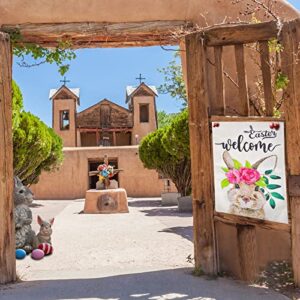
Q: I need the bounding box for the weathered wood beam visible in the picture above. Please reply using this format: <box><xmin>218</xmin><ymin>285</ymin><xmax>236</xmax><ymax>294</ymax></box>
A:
<box><xmin>214</xmin><ymin>212</ymin><xmax>291</xmax><ymax>232</ymax></box>
<box><xmin>1</xmin><ymin>21</ymin><xmax>192</xmax><ymax>48</ymax></box>
<box><xmin>259</xmin><ymin>41</ymin><xmax>273</xmax><ymax>116</ymax></box>
<box><xmin>78</xmin><ymin>127</ymin><xmax>132</xmax><ymax>132</ymax></box>
<box><xmin>0</xmin><ymin>32</ymin><xmax>15</xmax><ymax>284</ymax></box>
<box><xmin>234</xmin><ymin>44</ymin><xmax>250</xmax><ymax>116</ymax></box>
<box><xmin>185</xmin><ymin>32</ymin><xmax>217</xmax><ymax>275</ymax></box>
<box><xmin>281</xmin><ymin>18</ymin><xmax>300</xmax><ymax>287</ymax></box>
<box><xmin>204</xmin><ymin>21</ymin><xmax>278</xmax><ymax>46</ymax></box>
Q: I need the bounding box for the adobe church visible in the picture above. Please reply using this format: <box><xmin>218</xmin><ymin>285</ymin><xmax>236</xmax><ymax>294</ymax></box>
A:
<box><xmin>50</xmin><ymin>81</ymin><xmax>158</xmax><ymax>147</ymax></box>
<box><xmin>31</xmin><ymin>81</ymin><xmax>176</xmax><ymax>199</ymax></box>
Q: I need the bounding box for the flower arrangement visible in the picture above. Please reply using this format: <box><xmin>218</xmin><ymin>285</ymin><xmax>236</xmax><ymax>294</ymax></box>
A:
<box><xmin>97</xmin><ymin>164</ymin><xmax>114</xmax><ymax>179</ymax></box>
<box><xmin>221</xmin><ymin>158</ymin><xmax>284</xmax><ymax>209</ymax></box>
<box><xmin>96</xmin><ymin>164</ymin><xmax>115</xmax><ymax>189</ymax></box>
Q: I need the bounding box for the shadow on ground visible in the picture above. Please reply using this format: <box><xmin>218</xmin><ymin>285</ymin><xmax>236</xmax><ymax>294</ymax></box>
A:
<box><xmin>141</xmin><ymin>207</ymin><xmax>191</xmax><ymax>218</ymax></box>
<box><xmin>128</xmin><ymin>199</ymin><xmax>162</xmax><ymax>208</ymax></box>
<box><xmin>0</xmin><ymin>268</ymin><xmax>284</xmax><ymax>300</ymax></box>
<box><xmin>160</xmin><ymin>226</ymin><xmax>193</xmax><ymax>242</ymax></box>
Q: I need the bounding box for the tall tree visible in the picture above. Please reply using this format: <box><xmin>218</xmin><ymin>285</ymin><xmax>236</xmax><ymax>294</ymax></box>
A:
<box><xmin>12</xmin><ymin>81</ymin><xmax>63</xmax><ymax>185</ymax></box>
<box><xmin>157</xmin><ymin>111</ymin><xmax>178</xmax><ymax>128</ymax></box>
<box><xmin>140</xmin><ymin>110</ymin><xmax>191</xmax><ymax>196</ymax></box>
<box><xmin>158</xmin><ymin>51</ymin><xmax>187</xmax><ymax>108</ymax></box>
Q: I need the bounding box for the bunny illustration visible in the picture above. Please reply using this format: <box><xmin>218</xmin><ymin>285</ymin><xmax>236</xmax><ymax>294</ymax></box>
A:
<box><xmin>222</xmin><ymin>151</ymin><xmax>277</xmax><ymax>219</ymax></box>
<box><xmin>14</xmin><ymin>176</ymin><xmax>37</xmax><ymax>253</ymax></box>
<box><xmin>36</xmin><ymin>216</ymin><xmax>54</xmax><ymax>245</ymax></box>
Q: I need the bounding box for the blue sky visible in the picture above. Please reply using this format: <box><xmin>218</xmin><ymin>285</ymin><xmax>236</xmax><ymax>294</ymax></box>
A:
<box><xmin>13</xmin><ymin>46</ymin><xmax>181</xmax><ymax>127</ymax></box>
<box><xmin>13</xmin><ymin>0</ymin><xmax>299</xmax><ymax>127</ymax></box>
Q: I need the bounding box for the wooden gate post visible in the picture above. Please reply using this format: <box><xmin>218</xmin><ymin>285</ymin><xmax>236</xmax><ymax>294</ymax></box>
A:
<box><xmin>281</xmin><ymin>19</ymin><xmax>300</xmax><ymax>287</ymax></box>
<box><xmin>185</xmin><ymin>32</ymin><xmax>217</xmax><ymax>275</ymax></box>
<box><xmin>0</xmin><ymin>32</ymin><xmax>15</xmax><ymax>284</ymax></box>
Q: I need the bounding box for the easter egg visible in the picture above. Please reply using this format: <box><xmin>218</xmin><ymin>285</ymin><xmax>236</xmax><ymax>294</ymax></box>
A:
<box><xmin>31</xmin><ymin>249</ymin><xmax>45</xmax><ymax>260</ymax></box>
<box><xmin>16</xmin><ymin>249</ymin><xmax>26</xmax><ymax>260</ymax></box>
<box><xmin>38</xmin><ymin>243</ymin><xmax>53</xmax><ymax>255</ymax></box>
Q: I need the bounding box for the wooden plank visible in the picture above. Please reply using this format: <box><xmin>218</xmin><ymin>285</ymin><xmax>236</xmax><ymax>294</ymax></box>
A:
<box><xmin>234</xmin><ymin>44</ymin><xmax>250</xmax><ymax>116</ymax></box>
<box><xmin>211</xmin><ymin>115</ymin><xmax>285</xmax><ymax>122</ymax></box>
<box><xmin>237</xmin><ymin>225</ymin><xmax>257</xmax><ymax>282</ymax></box>
<box><xmin>259</xmin><ymin>41</ymin><xmax>273</xmax><ymax>116</ymax></box>
<box><xmin>234</xmin><ymin>42</ymin><xmax>256</xmax><ymax>282</ymax></box>
<box><xmin>185</xmin><ymin>32</ymin><xmax>217</xmax><ymax>275</ymax></box>
<box><xmin>1</xmin><ymin>21</ymin><xmax>191</xmax><ymax>48</ymax></box>
<box><xmin>213</xmin><ymin>46</ymin><xmax>225</xmax><ymax>115</ymax></box>
<box><xmin>112</xmin><ymin>131</ymin><xmax>117</xmax><ymax>146</ymax></box>
<box><xmin>281</xmin><ymin>18</ymin><xmax>300</xmax><ymax>287</ymax></box>
<box><xmin>95</xmin><ymin>130</ymin><xmax>100</xmax><ymax>146</ymax></box>
<box><xmin>0</xmin><ymin>32</ymin><xmax>15</xmax><ymax>284</ymax></box>
<box><xmin>204</xmin><ymin>21</ymin><xmax>278</xmax><ymax>46</ymax></box>
<box><xmin>288</xmin><ymin>176</ymin><xmax>300</xmax><ymax>197</ymax></box>
<box><xmin>214</xmin><ymin>212</ymin><xmax>291</xmax><ymax>232</ymax></box>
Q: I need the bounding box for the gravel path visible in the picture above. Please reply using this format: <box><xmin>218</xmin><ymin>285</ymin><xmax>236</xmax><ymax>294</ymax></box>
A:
<box><xmin>0</xmin><ymin>198</ymin><xmax>288</xmax><ymax>300</ymax></box>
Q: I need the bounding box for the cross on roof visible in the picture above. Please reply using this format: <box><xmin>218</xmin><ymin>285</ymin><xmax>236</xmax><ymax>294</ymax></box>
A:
<box><xmin>60</xmin><ymin>76</ymin><xmax>70</xmax><ymax>86</ymax></box>
<box><xmin>136</xmin><ymin>73</ymin><xmax>146</xmax><ymax>84</ymax></box>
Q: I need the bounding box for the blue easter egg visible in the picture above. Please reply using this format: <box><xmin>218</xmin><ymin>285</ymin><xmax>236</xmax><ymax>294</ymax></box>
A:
<box><xmin>16</xmin><ymin>249</ymin><xmax>26</xmax><ymax>259</ymax></box>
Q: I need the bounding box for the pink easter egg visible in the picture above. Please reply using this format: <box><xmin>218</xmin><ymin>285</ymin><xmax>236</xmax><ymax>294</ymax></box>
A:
<box><xmin>31</xmin><ymin>249</ymin><xmax>45</xmax><ymax>260</ymax></box>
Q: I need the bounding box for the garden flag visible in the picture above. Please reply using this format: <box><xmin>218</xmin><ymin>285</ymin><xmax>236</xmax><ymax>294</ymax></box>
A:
<box><xmin>212</xmin><ymin>121</ymin><xmax>288</xmax><ymax>224</ymax></box>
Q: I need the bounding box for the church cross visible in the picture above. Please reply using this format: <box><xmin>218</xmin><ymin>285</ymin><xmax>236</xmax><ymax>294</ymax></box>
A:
<box><xmin>60</xmin><ymin>76</ymin><xmax>70</xmax><ymax>86</ymax></box>
<box><xmin>136</xmin><ymin>73</ymin><xmax>146</xmax><ymax>84</ymax></box>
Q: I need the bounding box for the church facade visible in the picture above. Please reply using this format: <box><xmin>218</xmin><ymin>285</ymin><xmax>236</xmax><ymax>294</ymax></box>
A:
<box><xmin>31</xmin><ymin>82</ymin><xmax>176</xmax><ymax>199</ymax></box>
<box><xmin>50</xmin><ymin>82</ymin><xmax>158</xmax><ymax>148</ymax></box>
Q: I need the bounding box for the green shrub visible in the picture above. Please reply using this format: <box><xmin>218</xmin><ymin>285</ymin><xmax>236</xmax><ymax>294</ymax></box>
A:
<box><xmin>12</xmin><ymin>81</ymin><xmax>63</xmax><ymax>185</ymax></box>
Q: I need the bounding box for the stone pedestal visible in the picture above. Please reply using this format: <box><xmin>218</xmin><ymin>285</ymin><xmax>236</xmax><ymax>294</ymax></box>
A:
<box><xmin>178</xmin><ymin>196</ymin><xmax>193</xmax><ymax>213</ymax></box>
<box><xmin>161</xmin><ymin>192</ymin><xmax>181</xmax><ymax>206</ymax></box>
<box><xmin>84</xmin><ymin>188</ymin><xmax>129</xmax><ymax>214</ymax></box>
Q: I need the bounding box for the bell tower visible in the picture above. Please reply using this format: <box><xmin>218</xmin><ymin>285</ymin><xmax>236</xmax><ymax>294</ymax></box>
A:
<box><xmin>126</xmin><ymin>82</ymin><xmax>158</xmax><ymax>144</ymax></box>
<box><xmin>49</xmin><ymin>84</ymin><xmax>80</xmax><ymax>147</ymax></box>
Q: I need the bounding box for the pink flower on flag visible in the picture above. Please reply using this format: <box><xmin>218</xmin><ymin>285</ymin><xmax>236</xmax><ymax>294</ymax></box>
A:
<box><xmin>239</xmin><ymin>167</ymin><xmax>261</xmax><ymax>185</ymax></box>
<box><xmin>226</xmin><ymin>170</ymin><xmax>241</xmax><ymax>184</ymax></box>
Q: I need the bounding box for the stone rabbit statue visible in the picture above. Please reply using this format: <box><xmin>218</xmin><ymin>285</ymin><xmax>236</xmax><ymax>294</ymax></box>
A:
<box><xmin>36</xmin><ymin>215</ymin><xmax>54</xmax><ymax>245</ymax></box>
<box><xmin>14</xmin><ymin>176</ymin><xmax>37</xmax><ymax>253</ymax></box>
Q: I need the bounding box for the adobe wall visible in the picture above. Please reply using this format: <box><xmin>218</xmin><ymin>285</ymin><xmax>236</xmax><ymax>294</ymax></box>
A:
<box><xmin>0</xmin><ymin>0</ymin><xmax>298</xmax><ymax>25</ymax></box>
<box><xmin>30</xmin><ymin>146</ymin><xmax>177</xmax><ymax>199</ymax></box>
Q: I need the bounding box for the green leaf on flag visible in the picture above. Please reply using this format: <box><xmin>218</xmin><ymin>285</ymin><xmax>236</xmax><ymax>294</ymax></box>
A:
<box><xmin>256</xmin><ymin>178</ymin><xmax>267</xmax><ymax>187</ymax></box>
<box><xmin>269</xmin><ymin>198</ymin><xmax>276</xmax><ymax>209</ymax></box>
<box><xmin>265</xmin><ymin>169</ymin><xmax>273</xmax><ymax>175</ymax></box>
<box><xmin>221</xmin><ymin>167</ymin><xmax>229</xmax><ymax>172</ymax></box>
<box><xmin>245</xmin><ymin>160</ymin><xmax>252</xmax><ymax>168</ymax></box>
<box><xmin>263</xmin><ymin>176</ymin><xmax>269</xmax><ymax>185</ymax></box>
<box><xmin>270</xmin><ymin>175</ymin><xmax>281</xmax><ymax>180</ymax></box>
<box><xmin>271</xmin><ymin>192</ymin><xmax>285</xmax><ymax>200</ymax></box>
<box><xmin>233</xmin><ymin>159</ymin><xmax>242</xmax><ymax>170</ymax></box>
<box><xmin>221</xmin><ymin>178</ymin><xmax>230</xmax><ymax>189</ymax></box>
<box><xmin>267</xmin><ymin>184</ymin><xmax>281</xmax><ymax>190</ymax></box>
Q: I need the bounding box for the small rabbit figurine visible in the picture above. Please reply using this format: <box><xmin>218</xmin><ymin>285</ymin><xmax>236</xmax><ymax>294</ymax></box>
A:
<box><xmin>36</xmin><ymin>215</ymin><xmax>54</xmax><ymax>245</ymax></box>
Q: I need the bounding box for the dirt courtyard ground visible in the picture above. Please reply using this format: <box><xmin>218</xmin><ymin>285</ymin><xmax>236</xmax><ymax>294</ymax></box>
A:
<box><xmin>1</xmin><ymin>198</ymin><xmax>289</xmax><ymax>299</ymax></box>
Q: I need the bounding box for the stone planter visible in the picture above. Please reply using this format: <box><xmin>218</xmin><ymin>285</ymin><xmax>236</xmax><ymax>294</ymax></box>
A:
<box><xmin>178</xmin><ymin>196</ymin><xmax>193</xmax><ymax>213</ymax></box>
<box><xmin>161</xmin><ymin>192</ymin><xmax>181</xmax><ymax>206</ymax></box>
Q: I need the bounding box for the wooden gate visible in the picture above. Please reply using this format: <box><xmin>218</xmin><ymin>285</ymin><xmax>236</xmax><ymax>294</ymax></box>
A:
<box><xmin>185</xmin><ymin>18</ymin><xmax>300</xmax><ymax>283</ymax></box>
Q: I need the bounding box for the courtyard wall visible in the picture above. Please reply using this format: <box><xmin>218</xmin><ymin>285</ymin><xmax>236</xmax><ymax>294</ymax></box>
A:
<box><xmin>30</xmin><ymin>146</ymin><xmax>177</xmax><ymax>199</ymax></box>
